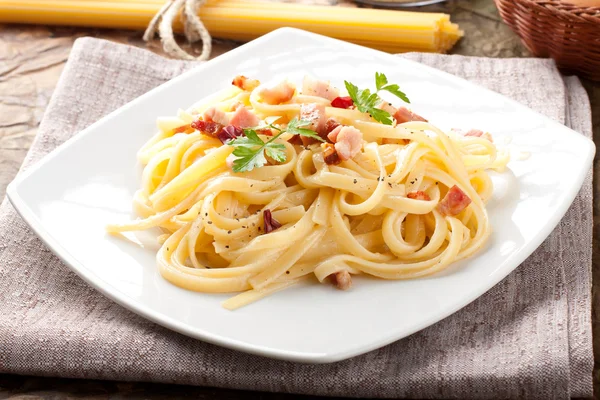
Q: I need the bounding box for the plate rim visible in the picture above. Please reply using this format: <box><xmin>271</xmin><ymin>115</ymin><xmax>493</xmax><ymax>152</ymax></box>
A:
<box><xmin>6</xmin><ymin>27</ymin><xmax>596</xmax><ymax>363</ymax></box>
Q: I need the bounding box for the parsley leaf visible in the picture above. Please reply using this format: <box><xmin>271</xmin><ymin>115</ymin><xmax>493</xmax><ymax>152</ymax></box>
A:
<box><xmin>286</xmin><ymin>118</ymin><xmax>325</xmax><ymax>142</ymax></box>
<box><xmin>370</xmin><ymin>108</ymin><xmax>393</xmax><ymax>125</ymax></box>
<box><xmin>264</xmin><ymin>143</ymin><xmax>286</xmax><ymax>163</ymax></box>
<box><xmin>380</xmin><ymin>83</ymin><xmax>410</xmax><ymax>104</ymax></box>
<box><xmin>344</xmin><ymin>72</ymin><xmax>411</xmax><ymax>125</ymax></box>
<box><xmin>228</xmin><ymin>118</ymin><xmax>322</xmax><ymax>173</ymax></box>
<box><xmin>375</xmin><ymin>72</ymin><xmax>388</xmax><ymax>91</ymax></box>
<box><xmin>344</xmin><ymin>81</ymin><xmax>359</xmax><ymax>102</ymax></box>
<box><xmin>232</xmin><ymin>146</ymin><xmax>268</xmax><ymax>173</ymax></box>
<box><xmin>229</xmin><ymin>129</ymin><xmax>264</xmax><ymax>148</ymax></box>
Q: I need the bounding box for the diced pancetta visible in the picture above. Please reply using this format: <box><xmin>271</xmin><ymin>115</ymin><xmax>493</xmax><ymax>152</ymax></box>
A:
<box><xmin>229</xmin><ymin>105</ymin><xmax>260</xmax><ymax>128</ymax></box>
<box><xmin>258</xmin><ymin>81</ymin><xmax>295</xmax><ymax>105</ymax></box>
<box><xmin>329</xmin><ymin>270</ymin><xmax>352</xmax><ymax>290</ymax></box>
<box><xmin>377</xmin><ymin>101</ymin><xmax>397</xmax><ymax>115</ymax></box>
<box><xmin>330</xmin><ymin>126</ymin><xmax>363</xmax><ymax>161</ymax></box>
<box><xmin>394</xmin><ymin>107</ymin><xmax>427</xmax><ymax>124</ymax></box>
<box><xmin>173</xmin><ymin>124</ymin><xmax>192</xmax><ymax>134</ymax></box>
<box><xmin>191</xmin><ymin>120</ymin><xmax>224</xmax><ymax>137</ymax></box>
<box><xmin>327</xmin><ymin>125</ymin><xmax>343</xmax><ymax>143</ymax></box>
<box><xmin>300</xmin><ymin>103</ymin><xmax>327</xmax><ymax>134</ymax></box>
<box><xmin>299</xmin><ymin>103</ymin><xmax>327</xmax><ymax>145</ymax></box>
<box><xmin>216</xmin><ymin>125</ymin><xmax>243</xmax><ymax>144</ymax></box>
<box><xmin>321</xmin><ymin>142</ymin><xmax>341</xmax><ymax>165</ymax></box>
<box><xmin>407</xmin><ymin>191</ymin><xmax>431</xmax><ymax>201</ymax></box>
<box><xmin>202</xmin><ymin>107</ymin><xmax>229</xmax><ymax>126</ymax></box>
<box><xmin>322</xmin><ymin>118</ymin><xmax>340</xmax><ymax>141</ymax></box>
<box><xmin>302</xmin><ymin>75</ymin><xmax>340</xmax><ymax>101</ymax></box>
<box><xmin>437</xmin><ymin>185</ymin><xmax>471</xmax><ymax>216</ymax></box>
<box><xmin>232</xmin><ymin>75</ymin><xmax>260</xmax><ymax>91</ymax></box>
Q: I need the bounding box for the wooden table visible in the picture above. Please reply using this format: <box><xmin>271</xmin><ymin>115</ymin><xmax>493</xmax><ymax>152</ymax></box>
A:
<box><xmin>0</xmin><ymin>0</ymin><xmax>598</xmax><ymax>398</ymax></box>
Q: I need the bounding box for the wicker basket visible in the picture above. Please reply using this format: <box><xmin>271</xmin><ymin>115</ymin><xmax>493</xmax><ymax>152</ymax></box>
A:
<box><xmin>494</xmin><ymin>0</ymin><xmax>600</xmax><ymax>81</ymax></box>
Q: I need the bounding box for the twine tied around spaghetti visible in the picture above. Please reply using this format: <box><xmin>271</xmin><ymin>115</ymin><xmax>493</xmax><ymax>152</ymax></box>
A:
<box><xmin>143</xmin><ymin>0</ymin><xmax>212</xmax><ymax>61</ymax></box>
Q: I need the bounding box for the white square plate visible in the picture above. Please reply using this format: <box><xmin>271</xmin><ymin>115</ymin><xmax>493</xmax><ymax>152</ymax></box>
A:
<box><xmin>7</xmin><ymin>28</ymin><xmax>594</xmax><ymax>363</ymax></box>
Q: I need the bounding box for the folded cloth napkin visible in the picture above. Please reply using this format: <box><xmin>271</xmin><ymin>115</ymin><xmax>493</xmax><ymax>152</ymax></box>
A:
<box><xmin>0</xmin><ymin>38</ymin><xmax>593</xmax><ymax>399</ymax></box>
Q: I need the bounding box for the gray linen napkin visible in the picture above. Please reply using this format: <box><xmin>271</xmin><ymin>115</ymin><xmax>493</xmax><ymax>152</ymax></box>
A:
<box><xmin>0</xmin><ymin>38</ymin><xmax>593</xmax><ymax>399</ymax></box>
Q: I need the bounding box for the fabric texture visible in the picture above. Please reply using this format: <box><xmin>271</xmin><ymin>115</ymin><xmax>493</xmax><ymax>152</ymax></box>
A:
<box><xmin>0</xmin><ymin>38</ymin><xmax>593</xmax><ymax>399</ymax></box>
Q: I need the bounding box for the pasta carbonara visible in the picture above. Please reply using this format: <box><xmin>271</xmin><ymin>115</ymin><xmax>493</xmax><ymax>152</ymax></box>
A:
<box><xmin>107</xmin><ymin>73</ymin><xmax>509</xmax><ymax>310</ymax></box>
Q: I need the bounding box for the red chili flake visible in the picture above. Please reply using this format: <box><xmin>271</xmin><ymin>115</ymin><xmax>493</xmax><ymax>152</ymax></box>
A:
<box><xmin>217</xmin><ymin>125</ymin><xmax>244</xmax><ymax>144</ymax></box>
<box><xmin>191</xmin><ymin>119</ymin><xmax>224</xmax><ymax>136</ymax></box>
<box><xmin>263</xmin><ymin>209</ymin><xmax>282</xmax><ymax>234</ymax></box>
<box><xmin>321</xmin><ymin>143</ymin><xmax>341</xmax><ymax>165</ymax></box>
<box><xmin>331</xmin><ymin>96</ymin><xmax>354</xmax><ymax>109</ymax></box>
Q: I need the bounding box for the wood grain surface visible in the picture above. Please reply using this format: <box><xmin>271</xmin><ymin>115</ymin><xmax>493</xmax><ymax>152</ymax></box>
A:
<box><xmin>0</xmin><ymin>0</ymin><xmax>598</xmax><ymax>398</ymax></box>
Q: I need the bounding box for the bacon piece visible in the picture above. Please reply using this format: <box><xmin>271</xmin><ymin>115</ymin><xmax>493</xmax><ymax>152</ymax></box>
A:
<box><xmin>407</xmin><ymin>191</ymin><xmax>431</xmax><ymax>201</ymax></box>
<box><xmin>288</xmin><ymin>134</ymin><xmax>304</xmax><ymax>145</ymax></box>
<box><xmin>300</xmin><ymin>103</ymin><xmax>327</xmax><ymax>133</ymax></box>
<box><xmin>329</xmin><ymin>271</ymin><xmax>352</xmax><ymax>290</ymax></box>
<box><xmin>323</xmin><ymin>118</ymin><xmax>340</xmax><ymax>135</ymax></box>
<box><xmin>321</xmin><ymin>143</ymin><xmax>341</xmax><ymax>165</ymax></box>
<box><xmin>229</xmin><ymin>105</ymin><xmax>260</xmax><ymax>128</ymax></box>
<box><xmin>173</xmin><ymin>124</ymin><xmax>192</xmax><ymax>134</ymax></box>
<box><xmin>263</xmin><ymin>209</ymin><xmax>282</xmax><ymax>233</ymax></box>
<box><xmin>318</xmin><ymin>117</ymin><xmax>340</xmax><ymax>143</ymax></box>
<box><xmin>331</xmin><ymin>96</ymin><xmax>354</xmax><ymax>109</ymax></box>
<box><xmin>437</xmin><ymin>185</ymin><xmax>471</xmax><ymax>216</ymax></box>
<box><xmin>217</xmin><ymin>125</ymin><xmax>244</xmax><ymax>144</ymax></box>
<box><xmin>256</xmin><ymin>128</ymin><xmax>274</xmax><ymax>136</ymax></box>
<box><xmin>202</xmin><ymin>107</ymin><xmax>229</xmax><ymax>126</ymax></box>
<box><xmin>394</xmin><ymin>107</ymin><xmax>427</xmax><ymax>124</ymax></box>
<box><xmin>332</xmin><ymin>126</ymin><xmax>363</xmax><ymax>161</ymax></box>
<box><xmin>192</xmin><ymin>120</ymin><xmax>244</xmax><ymax>144</ymax></box>
<box><xmin>377</xmin><ymin>101</ymin><xmax>397</xmax><ymax>115</ymax></box>
<box><xmin>258</xmin><ymin>81</ymin><xmax>295</xmax><ymax>105</ymax></box>
<box><xmin>327</xmin><ymin>125</ymin><xmax>343</xmax><ymax>143</ymax></box>
<box><xmin>302</xmin><ymin>75</ymin><xmax>340</xmax><ymax>101</ymax></box>
<box><xmin>232</xmin><ymin>75</ymin><xmax>260</xmax><ymax>91</ymax></box>
<box><xmin>299</xmin><ymin>103</ymin><xmax>327</xmax><ymax>146</ymax></box>
<box><xmin>191</xmin><ymin>119</ymin><xmax>224</xmax><ymax>137</ymax></box>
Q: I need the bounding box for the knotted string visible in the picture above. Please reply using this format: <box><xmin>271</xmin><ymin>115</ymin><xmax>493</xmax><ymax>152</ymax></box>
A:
<box><xmin>143</xmin><ymin>0</ymin><xmax>212</xmax><ymax>61</ymax></box>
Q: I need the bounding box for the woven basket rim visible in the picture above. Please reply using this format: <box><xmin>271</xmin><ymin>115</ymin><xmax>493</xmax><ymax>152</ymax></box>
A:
<box><xmin>518</xmin><ymin>0</ymin><xmax>600</xmax><ymax>17</ymax></box>
<box><xmin>494</xmin><ymin>0</ymin><xmax>600</xmax><ymax>81</ymax></box>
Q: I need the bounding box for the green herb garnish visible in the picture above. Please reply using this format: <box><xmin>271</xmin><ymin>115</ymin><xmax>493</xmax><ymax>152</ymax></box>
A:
<box><xmin>344</xmin><ymin>72</ymin><xmax>410</xmax><ymax>125</ymax></box>
<box><xmin>228</xmin><ymin>118</ymin><xmax>323</xmax><ymax>173</ymax></box>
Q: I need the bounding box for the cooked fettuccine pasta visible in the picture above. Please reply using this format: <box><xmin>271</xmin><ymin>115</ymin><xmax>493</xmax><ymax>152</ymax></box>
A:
<box><xmin>107</xmin><ymin>73</ymin><xmax>509</xmax><ymax>310</ymax></box>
